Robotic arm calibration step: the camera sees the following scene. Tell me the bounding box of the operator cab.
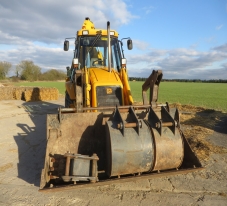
[63,17,133,73]
[79,36,121,71]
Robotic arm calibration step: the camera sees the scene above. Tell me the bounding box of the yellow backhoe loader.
[39,18,202,192]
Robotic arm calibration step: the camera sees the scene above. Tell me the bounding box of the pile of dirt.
[183,126,226,161]
[176,104,227,161]
[170,103,205,113]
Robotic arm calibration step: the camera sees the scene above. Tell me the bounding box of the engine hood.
[89,68,122,86]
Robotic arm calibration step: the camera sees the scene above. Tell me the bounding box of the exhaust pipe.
[107,21,111,72]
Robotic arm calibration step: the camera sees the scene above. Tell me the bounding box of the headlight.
[110,31,115,36]
[82,30,89,35]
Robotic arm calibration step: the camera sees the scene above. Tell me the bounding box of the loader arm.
[120,68,133,105]
[142,70,163,107]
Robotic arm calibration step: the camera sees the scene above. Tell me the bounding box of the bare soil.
[0,99,227,205]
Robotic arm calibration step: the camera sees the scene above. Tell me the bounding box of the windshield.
[78,36,121,71]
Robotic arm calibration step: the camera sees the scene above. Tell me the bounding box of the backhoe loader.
[39,18,202,192]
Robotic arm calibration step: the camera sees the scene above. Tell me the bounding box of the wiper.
[86,31,102,57]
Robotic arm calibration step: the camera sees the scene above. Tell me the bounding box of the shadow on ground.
[13,100,64,186]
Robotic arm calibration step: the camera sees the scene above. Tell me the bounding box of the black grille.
[96,86,122,107]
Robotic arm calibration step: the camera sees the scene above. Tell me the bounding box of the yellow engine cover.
[88,68,124,107]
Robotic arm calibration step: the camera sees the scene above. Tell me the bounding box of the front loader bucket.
[40,106,202,192]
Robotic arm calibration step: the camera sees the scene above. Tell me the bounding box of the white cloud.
[216,24,223,30]
[0,0,136,44]
[205,36,215,44]
[213,43,227,52]
[127,49,167,64]
[0,41,70,71]
[127,44,227,79]
[132,39,150,50]
[106,0,137,24]
[142,6,155,14]
[0,0,135,72]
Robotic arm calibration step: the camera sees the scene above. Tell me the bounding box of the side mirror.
[127,39,133,50]
[64,40,69,51]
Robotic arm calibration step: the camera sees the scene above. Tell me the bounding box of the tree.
[40,69,66,81]
[16,60,41,81]
[15,64,22,78]
[0,61,12,79]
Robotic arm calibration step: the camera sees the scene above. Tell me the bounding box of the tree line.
[1,61,226,83]
[129,77,227,83]
[0,60,66,81]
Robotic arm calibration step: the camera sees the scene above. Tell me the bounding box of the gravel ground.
[0,98,226,206]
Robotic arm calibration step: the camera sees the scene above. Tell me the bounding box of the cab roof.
[77,17,118,37]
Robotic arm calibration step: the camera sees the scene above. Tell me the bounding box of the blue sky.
[0,0,227,79]
[122,0,225,50]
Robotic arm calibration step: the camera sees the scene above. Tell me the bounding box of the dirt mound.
[176,104,227,161]
[183,126,227,161]
[170,103,205,113]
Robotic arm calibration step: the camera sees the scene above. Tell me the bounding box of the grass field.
[13,81,227,112]
[130,81,227,112]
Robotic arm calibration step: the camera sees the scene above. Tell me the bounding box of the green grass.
[12,81,227,112]
[130,81,227,112]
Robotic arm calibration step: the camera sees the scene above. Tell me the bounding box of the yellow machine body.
[88,68,124,107]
